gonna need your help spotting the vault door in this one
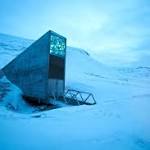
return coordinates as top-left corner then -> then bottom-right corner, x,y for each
48,79 -> 64,97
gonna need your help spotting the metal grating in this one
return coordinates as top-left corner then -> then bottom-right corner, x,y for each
64,89 -> 96,105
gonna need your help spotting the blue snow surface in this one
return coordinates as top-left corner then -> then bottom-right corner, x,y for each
0,33 -> 150,150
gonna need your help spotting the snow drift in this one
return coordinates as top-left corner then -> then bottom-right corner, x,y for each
0,33 -> 150,150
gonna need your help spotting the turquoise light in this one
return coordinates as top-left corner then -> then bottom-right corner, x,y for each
50,34 -> 66,57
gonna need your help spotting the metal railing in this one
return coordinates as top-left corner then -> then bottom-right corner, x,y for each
64,89 -> 96,105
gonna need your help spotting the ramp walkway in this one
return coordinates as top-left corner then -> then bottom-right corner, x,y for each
63,89 -> 96,105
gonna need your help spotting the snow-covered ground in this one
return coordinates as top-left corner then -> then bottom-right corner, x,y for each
0,33 -> 150,150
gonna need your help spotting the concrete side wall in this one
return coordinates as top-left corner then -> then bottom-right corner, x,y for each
2,31 -> 50,102
0,70 -> 4,79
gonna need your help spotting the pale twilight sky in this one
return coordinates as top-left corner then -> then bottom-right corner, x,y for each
0,0 -> 150,66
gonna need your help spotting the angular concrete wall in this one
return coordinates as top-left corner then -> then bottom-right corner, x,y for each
2,31 -> 50,102
0,70 -> 4,79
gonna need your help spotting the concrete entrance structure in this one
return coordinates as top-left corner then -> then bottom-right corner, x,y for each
2,30 -> 66,103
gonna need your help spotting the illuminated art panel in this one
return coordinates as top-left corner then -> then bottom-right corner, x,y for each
50,33 -> 66,57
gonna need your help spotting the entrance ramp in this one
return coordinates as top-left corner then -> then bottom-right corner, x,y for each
63,89 -> 96,105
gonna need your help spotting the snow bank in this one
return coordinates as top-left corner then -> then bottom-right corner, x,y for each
0,76 -> 33,113
0,33 -> 150,150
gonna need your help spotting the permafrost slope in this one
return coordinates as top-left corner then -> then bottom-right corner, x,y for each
0,33 -> 150,150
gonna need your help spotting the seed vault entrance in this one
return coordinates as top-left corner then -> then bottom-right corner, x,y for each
2,30 -> 66,104
48,32 -> 66,99
2,30 -> 96,105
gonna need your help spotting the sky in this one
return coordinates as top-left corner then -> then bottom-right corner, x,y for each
0,0 -> 150,66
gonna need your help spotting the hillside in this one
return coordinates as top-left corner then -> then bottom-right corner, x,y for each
0,33 -> 150,150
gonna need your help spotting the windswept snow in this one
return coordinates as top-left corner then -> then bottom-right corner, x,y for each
0,33 -> 33,69
0,33 -> 150,150
0,76 -> 34,113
